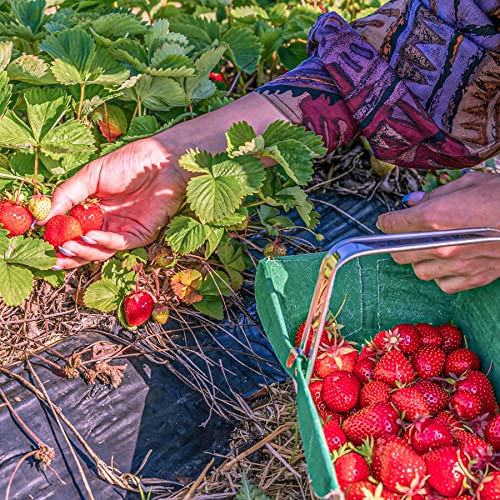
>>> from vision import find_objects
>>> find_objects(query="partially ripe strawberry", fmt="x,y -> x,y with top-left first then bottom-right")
424,446 -> 468,497
0,200 -> 32,236
391,387 -> 430,421
415,323 -> 443,347
439,324 -> 463,353
411,346 -> 446,379
152,305 -> 169,324
322,419 -> 346,452
359,380 -> 391,407
321,370 -> 360,412
445,348 -> 480,376
410,418 -> 454,454
412,380 -> 450,414
485,414 -> 500,451
28,194 -> 51,221
70,203 -> 104,234
123,290 -> 154,326
333,452 -> 370,491
373,349 -> 414,387
44,215 -> 83,248
477,471 -> 500,500
450,390 -> 483,420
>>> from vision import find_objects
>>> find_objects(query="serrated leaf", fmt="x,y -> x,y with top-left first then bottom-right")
0,261 -> 33,306
92,13 -> 147,39
199,269 -> 232,297
0,71 -> 11,117
7,54 -> 57,85
84,279 -> 120,312
190,78 -> 216,101
5,236 -> 56,270
10,0 -> 46,38
204,227 -> 224,258
276,186 -> 315,227
226,122 -> 256,154
145,18 -> 170,53
33,269 -> 65,288
40,29 -> 129,86
24,87 -> 69,142
0,41 -> 13,72
171,269 -> 202,304
102,258 -> 135,289
0,111 -> 36,150
278,41 -> 307,70
193,296 -> 223,320
169,16 -> 219,53
265,140 -> 314,185
231,6 -> 269,21
165,216 -> 210,255
0,228 -> 9,254
179,149 -> 214,173
41,119 -> 95,156
185,45 -> 226,99
211,207 -> 248,227
236,471 -> 271,500
123,115 -> 159,141
222,27 -> 260,73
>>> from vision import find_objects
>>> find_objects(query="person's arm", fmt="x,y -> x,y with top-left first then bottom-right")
48,93 -> 287,269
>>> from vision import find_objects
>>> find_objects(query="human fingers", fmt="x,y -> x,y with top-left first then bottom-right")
377,204 -> 433,234
38,161 -> 101,223
57,238 -> 119,264
53,253 -> 89,270
435,271 -> 498,294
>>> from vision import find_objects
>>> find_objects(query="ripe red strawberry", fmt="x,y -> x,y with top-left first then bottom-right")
439,324 -> 463,353
342,402 -> 400,445
410,418 -> 454,454
373,350 -> 414,387
314,340 -> 358,378
415,323 -> 443,347
70,203 -> 104,234
455,370 -> 499,414
321,370 -> 360,412
44,215 -> 83,248
372,435 -> 409,480
359,380 -> 391,407
358,342 -> 378,361
28,194 -> 51,221
391,387 -> 429,421
333,452 -> 370,491
445,348 -> 480,376
435,410 -> 464,431
477,472 -> 500,500
452,429 -> 494,466
353,357 -> 376,384
0,200 -> 32,236
317,404 -> 342,424
374,323 -> 421,354
294,321 -> 331,355
412,380 -> 450,414
450,390 -> 483,420
411,346 -> 446,379
123,290 -> 154,326
309,380 -> 323,407
424,446 -> 468,497
345,481 -> 398,500
379,440 -> 427,494
322,419 -> 346,452
485,414 -> 500,451
209,71 -> 224,82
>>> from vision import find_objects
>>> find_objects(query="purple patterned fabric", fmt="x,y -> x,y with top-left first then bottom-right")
257,0 -> 500,169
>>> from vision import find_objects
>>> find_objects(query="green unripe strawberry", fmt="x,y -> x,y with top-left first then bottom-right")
263,242 -> 287,258
152,305 -> 169,325
28,195 -> 52,221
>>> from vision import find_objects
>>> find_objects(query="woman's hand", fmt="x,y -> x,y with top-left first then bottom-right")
377,171 -> 500,294
43,136 -> 190,269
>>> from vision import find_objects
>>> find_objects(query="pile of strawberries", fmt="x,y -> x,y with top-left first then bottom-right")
297,321 -> 500,499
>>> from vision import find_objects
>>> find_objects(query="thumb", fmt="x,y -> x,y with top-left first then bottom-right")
38,162 -> 100,224
401,191 -> 426,206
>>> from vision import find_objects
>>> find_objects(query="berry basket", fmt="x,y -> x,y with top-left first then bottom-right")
255,231 -> 500,499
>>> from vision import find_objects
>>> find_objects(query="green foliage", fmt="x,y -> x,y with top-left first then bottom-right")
236,471 -> 271,500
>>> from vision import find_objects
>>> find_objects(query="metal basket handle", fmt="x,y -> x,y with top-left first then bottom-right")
288,227 -> 500,383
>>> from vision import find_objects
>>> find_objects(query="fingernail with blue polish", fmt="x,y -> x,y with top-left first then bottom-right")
81,235 -> 97,244
58,246 -> 76,257
402,191 -> 425,203
52,265 -> 63,271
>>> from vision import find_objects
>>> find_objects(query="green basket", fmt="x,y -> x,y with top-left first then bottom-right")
255,252 -> 500,498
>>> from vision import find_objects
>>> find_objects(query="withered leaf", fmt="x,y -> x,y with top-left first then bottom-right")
170,269 -> 203,304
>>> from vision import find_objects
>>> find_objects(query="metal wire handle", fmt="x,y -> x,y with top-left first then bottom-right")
291,227 -> 500,384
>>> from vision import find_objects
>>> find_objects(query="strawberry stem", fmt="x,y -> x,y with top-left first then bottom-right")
33,146 -> 40,194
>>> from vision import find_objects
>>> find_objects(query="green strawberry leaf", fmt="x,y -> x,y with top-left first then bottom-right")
0,228 -> 9,254
41,119 -> 96,157
276,186 -> 315,227
226,121 -> 256,154
264,140 -> 315,185
10,0 -> 47,38
4,236 -> 56,270
193,295 -> 224,320
0,41 -> 13,72
199,270 -> 232,297
33,269 -> 65,288
185,45 -> 226,99
236,471 -> 271,500
179,149 -> 214,174
0,111 -> 36,150
124,116 -> 159,141
0,71 -> 11,117
0,261 -> 33,306
222,27 -> 261,73
204,226 -> 224,259
165,216 -> 210,255
116,248 -> 148,271
84,279 -> 121,312
102,258 -> 136,289
91,13 -> 147,39
278,41 -> 307,70
211,207 -> 248,227
7,54 -> 57,85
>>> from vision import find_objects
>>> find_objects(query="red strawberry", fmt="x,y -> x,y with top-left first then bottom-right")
455,371 -> 499,414
359,380 -> 391,407
373,350 -> 414,387
445,348 -> 480,376
353,357 -> 376,384
411,346 -> 446,379
452,429 -> 494,466
450,390 -> 483,420
412,380 -> 450,414
0,200 -> 33,236
478,472 -> 500,500
415,323 -> 443,347
322,419 -> 346,452
70,203 -> 104,234
386,323 -> 422,354
321,370 -> 360,412
309,380 -> 323,407
372,435 -> 408,480
410,418 -> 454,454
435,410 -> 464,431
379,440 -> 427,494
209,71 -> 224,82
333,452 -> 370,491
294,321 -> 331,355
391,387 -> 429,421
314,340 -> 358,378
342,402 -> 400,446
317,404 -> 342,424
44,215 -> 83,248
358,342 -> 378,361
345,481 -> 398,500
485,414 -> 500,451
439,324 -> 463,353
123,290 -> 154,326
424,446 -> 468,497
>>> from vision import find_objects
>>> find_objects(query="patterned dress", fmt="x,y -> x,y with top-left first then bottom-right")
257,0 -> 499,169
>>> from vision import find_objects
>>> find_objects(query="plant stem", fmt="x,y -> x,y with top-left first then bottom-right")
77,83 -> 85,121
33,146 -> 40,194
